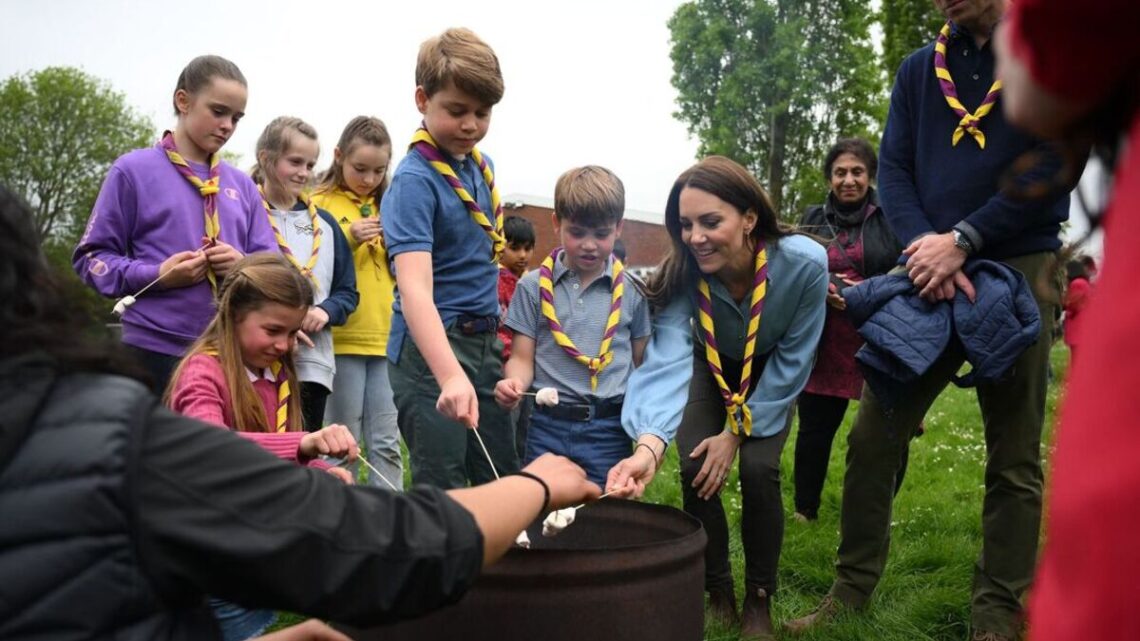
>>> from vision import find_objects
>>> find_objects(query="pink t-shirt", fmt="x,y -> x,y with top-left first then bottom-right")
169,353 -> 327,468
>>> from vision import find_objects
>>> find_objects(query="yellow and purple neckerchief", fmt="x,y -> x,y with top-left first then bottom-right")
538,248 -> 625,391
695,243 -> 768,436
259,186 -> 322,288
934,21 -> 1002,149
340,188 -> 387,274
267,361 -> 290,433
409,126 -> 504,262
160,131 -> 222,292
204,350 -> 291,433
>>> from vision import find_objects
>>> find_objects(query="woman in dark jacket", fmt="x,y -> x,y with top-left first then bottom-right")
0,184 -> 599,641
793,138 -> 904,521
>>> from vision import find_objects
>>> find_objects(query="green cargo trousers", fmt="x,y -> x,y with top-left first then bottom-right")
828,252 -> 1057,637
389,326 -> 519,490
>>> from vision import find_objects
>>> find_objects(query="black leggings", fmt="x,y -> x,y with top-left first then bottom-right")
793,391 -> 909,519
677,350 -> 787,594
124,344 -> 182,395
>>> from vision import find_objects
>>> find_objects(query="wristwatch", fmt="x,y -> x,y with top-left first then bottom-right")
952,228 -> 975,256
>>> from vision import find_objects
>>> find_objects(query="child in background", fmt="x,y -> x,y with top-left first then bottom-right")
498,215 -> 536,458
498,215 -> 536,361
167,253 -> 357,640
313,116 -> 403,489
73,55 -> 277,393
251,116 -> 358,432
1063,259 -> 1093,366
382,27 -> 518,489
494,166 -> 651,486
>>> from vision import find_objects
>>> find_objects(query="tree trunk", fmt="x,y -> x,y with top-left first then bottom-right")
767,107 -> 789,215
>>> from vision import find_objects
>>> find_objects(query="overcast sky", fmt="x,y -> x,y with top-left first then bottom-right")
1,0 -> 1104,253
1,0 -> 699,221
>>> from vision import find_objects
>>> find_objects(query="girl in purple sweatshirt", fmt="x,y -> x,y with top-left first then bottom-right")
73,55 -> 277,392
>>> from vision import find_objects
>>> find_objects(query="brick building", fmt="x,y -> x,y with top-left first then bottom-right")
502,194 -> 671,280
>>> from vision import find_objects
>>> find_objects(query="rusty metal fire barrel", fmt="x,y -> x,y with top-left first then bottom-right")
339,499 -> 706,641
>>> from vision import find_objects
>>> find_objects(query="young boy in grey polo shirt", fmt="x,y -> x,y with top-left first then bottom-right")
494,166 -> 651,486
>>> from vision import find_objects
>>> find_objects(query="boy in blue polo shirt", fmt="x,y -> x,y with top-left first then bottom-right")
494,166 -> 651,486
382,27 -> 518,489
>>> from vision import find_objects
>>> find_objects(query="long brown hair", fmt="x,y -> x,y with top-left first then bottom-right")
315,116 -> 392,201
165,253 -> 312,433
645,156 -> 791,309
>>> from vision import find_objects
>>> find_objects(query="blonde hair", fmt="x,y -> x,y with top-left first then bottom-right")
173,55 -> 246,116
416,27 -> 504,105
166,253 -> 313,433
554,165 -> 625,227
315,115 -> 392,200
251,116 -> 319,190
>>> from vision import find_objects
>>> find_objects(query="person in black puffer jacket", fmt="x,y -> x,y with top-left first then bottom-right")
792,138 -> 904,522
0,184 -> 599,640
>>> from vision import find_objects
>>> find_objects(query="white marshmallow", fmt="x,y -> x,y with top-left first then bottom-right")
515,529 -> 531,549
542,507 -> 577,537
112,295 -> 137,316
534,387 -> 560,407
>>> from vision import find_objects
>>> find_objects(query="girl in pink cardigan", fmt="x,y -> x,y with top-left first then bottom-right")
167,253 -> 357,482
166,253 -> 358,640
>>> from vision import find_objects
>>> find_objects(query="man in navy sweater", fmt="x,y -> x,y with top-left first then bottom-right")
786,1 -> 1075,640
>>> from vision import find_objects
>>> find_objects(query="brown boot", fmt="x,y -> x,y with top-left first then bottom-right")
971,631 -> 1013,641
740,586 -> 775,641
707,585 -> 738,627
783,594 -> 845,635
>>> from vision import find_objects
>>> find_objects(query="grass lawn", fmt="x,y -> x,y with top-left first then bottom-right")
276,345 -> 1070,641
646,344 -> 1069,641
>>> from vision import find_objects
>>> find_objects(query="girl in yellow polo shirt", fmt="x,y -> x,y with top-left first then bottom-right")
313,116 -> 402,489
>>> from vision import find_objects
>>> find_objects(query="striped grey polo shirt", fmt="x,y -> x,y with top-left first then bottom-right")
506,254 -> 651,404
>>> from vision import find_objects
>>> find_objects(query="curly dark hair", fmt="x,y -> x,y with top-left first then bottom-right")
0,184 -> 144,379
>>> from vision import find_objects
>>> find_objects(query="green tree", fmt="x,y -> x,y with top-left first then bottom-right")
0,67 -> 155,327
0,66 -> 155,245
880,0 -> 944,79
669,0 -> 885,219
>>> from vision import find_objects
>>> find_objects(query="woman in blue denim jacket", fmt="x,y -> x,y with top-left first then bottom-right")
606,156 -> 828,639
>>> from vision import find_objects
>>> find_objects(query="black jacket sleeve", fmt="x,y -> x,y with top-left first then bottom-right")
129,400 -> 483,626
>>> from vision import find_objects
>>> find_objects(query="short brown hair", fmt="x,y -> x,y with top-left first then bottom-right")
415,27 -> 504,106
823,137 -> 878,181
553,166 -> 625,228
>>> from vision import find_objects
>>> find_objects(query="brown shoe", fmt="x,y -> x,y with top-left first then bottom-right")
971,631 -> 1013,641
707,585 -> 738,627
783,594 -> 845,635
740,586 -> 775,640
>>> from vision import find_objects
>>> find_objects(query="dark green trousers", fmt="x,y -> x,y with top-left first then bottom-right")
389,327 -> 519,490
829,252 -> 1057,637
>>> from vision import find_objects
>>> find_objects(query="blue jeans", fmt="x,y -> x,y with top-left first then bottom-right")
525,410 -> 629,487
208,597 -> 275,641
325,355 -> 403,490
